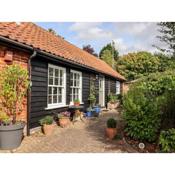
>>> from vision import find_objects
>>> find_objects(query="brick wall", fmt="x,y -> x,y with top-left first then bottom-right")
0,45 -> 29,122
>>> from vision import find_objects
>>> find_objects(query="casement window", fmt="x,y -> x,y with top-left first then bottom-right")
116,81 -> 121,94
70,70 -> 82,103
47,64 -> 66,108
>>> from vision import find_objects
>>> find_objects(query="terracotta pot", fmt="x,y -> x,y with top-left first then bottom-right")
106,128 -> 117,140
59,117 -> 70,128
107,101 -> 120,110
74,102 -> 80,106
42,124 -> 54,135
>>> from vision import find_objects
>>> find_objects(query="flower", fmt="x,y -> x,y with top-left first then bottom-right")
59,111 -> 71,118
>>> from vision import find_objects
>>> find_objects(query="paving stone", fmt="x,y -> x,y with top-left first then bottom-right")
0,110 -> 135,153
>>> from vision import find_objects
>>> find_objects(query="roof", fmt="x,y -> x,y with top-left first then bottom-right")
0,22 -> 125,80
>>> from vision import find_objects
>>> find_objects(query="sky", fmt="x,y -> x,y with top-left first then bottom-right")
36,22 -> 164,56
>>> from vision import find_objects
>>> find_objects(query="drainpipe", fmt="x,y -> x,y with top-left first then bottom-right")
27,50 -> 37,136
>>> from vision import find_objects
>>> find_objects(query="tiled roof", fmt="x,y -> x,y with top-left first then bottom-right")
0,22 -> 125,80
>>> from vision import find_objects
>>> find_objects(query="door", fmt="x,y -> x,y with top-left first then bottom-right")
99,76 -> 105,107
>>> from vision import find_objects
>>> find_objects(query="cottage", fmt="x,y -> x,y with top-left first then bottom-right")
0,22 -> 125,135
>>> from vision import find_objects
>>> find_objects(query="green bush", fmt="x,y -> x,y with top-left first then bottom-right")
107,118 -> 117,128
39,116 -> 53,125
0,64 -> 29,123
159,128 -> 175,152
123,87 -> 161,142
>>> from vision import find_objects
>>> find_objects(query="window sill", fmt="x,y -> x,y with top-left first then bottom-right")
45,105 -> 69,110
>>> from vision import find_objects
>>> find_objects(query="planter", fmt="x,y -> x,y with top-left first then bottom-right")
42,124 -> 54,135
107,101 -> 120,110
86,111 -> 92,117
106,128 -> 117,140
74,102 -> 80,106
59,117 -> 70,128
93,106 -> 101,113
0,122 -> 25,150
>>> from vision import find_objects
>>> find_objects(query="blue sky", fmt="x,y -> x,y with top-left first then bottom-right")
36,22 -> 163,55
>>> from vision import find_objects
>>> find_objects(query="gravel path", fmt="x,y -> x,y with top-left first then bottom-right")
0,110 -> 133,153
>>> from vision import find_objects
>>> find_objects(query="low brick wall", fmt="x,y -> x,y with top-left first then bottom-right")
0,45 -> 29,122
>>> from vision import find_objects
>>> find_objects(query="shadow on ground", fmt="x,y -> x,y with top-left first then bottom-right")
85,110 -> 137,153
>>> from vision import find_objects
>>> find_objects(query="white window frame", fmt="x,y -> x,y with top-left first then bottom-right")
47,64 -> 66,109
70,69 -> 82,104
116,81 -> 121,95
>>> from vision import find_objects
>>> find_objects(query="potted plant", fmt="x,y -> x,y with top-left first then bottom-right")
107,93 -> 120,110
58,111 -> 71,128
86,107 -> 93,117
39,116 -> 54,135
106,118 -> 117,140
0,64 -> 29,150
74,99 -> 80,106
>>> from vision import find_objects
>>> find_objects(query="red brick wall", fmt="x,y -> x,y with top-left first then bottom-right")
0,45 -> 29,122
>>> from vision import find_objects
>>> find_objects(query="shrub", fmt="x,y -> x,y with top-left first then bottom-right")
123,87 -> 161,142
108,93 -> 117,103
0,111 -> 10,125
0,64 -> 29,123
39,116 -> 53,125
159,128 -> 175,152
107,118 -> 117,128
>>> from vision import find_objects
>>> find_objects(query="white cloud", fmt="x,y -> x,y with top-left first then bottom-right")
69,22 -> 113,40
69,22 -> 168,55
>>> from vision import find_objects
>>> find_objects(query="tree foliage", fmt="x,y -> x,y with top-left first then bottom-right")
82,44 -> 98,57
116,51 -> 175,81
99,42 -> 119,67
157,22 -> 175,57
48,28 -> 57,35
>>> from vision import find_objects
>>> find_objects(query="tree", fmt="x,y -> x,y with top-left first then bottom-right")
82,44 -> 98,57
156,22 -> 175,57
116,51 -> 161,81
99,42 -> 119,68
48,28 -> 57,35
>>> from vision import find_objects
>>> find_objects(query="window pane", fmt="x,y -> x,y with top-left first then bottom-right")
60,70 -> 63,78
55,69 -> 59,77
74,79 -> 77,86
58,95 -> 62,103
49,87 -> 52,95
60,77 -> 63,86
49,68 -> 53,77
49,77 -> 53,85
55,78 -> 58,85
53,87 -> 57,95
70,79 -> 73,86
53,95 -> 57,103
58,87 -> 62,95
48,95 -> 52,104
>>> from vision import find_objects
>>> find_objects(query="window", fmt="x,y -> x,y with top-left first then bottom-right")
70,70 -> 82,103
47,64 -> 66,108
116,81 -> 120,94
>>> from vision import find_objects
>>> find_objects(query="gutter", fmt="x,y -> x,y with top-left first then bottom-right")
27,50 -> 37,136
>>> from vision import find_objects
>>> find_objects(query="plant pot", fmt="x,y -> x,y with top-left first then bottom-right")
93,106 -> 101,113
74,102 -> 80,106
86,111 -> 92,117
59,117 -> 70,128
107,101 -> 120,110
42,124 -> 54,135
0,122 -> 25,150
106,128 -> 117,140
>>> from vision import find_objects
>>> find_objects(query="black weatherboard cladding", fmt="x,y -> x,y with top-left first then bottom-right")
30,56 -> 92,128
30,56 -> 118,128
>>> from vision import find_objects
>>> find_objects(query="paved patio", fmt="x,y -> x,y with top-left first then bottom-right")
0,110 -> 136,153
